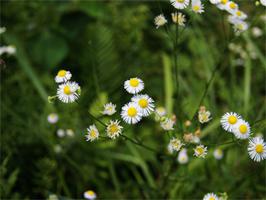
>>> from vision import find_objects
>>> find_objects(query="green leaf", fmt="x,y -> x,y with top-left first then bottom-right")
31,31 -> 69,68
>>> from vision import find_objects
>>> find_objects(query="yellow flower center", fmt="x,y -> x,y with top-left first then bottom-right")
128,107 -> 137,117
228,115 -> 237,124
221,0 -> 228,4
139,99 -> 148,108
109,124 -> 118,134
63,85 -> 72,95
239,124 -> 247,134
255,144 -> 263,153
196,147 -> 204,155
236,11 -> 242,16
193,5 -> 200,11
229,2 -> 236,9
85,190 -> 95,196
176,0 -> 185,2
57,70 -> 67,77
209,197 -> 215,200
90,130 -> 97,138
129,78 -> 139,87
237,24 -> 244,30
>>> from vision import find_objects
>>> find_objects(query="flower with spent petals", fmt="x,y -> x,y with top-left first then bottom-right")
102,102 -> 116,116
160,117 -> 175,131
168,138 -> 184,152
154,14 -> 167,29
106,120 -> 123,139
198,107 -> 211,123
171,12 -> 186,26
194,145 -> 208,158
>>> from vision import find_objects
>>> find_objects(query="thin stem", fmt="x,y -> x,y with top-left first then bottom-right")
87,111 -> 160,154
121,134 -> 159,153
190,12 -> 262,121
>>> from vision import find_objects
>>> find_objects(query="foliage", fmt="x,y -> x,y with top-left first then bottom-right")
1,0 -> 266,199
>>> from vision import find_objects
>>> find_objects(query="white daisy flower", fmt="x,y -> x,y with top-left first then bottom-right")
155,106 -> 167,117
0,45 -> 16,56
106,120 -> 123,139
233,10 -> 248,20
47,113 -> 59,124
220,112 -> 241,132
160,118 -> 175,131
84,190 -> 97,200
194,145 -> 208,158
191,0 -> 204,13
86,125 -> 99,142
192,135 -> 201,144
232,119 -> 251,139
225,1 -> 238,14
170,0 -> 190,9
233,21 -> 248,34
252,27 -> 263,38
124,77 -> 144,94
177,148 -> 189,164
102,102 -> 116,116
48,194 -> 59,200
121,102 -> 142,124
167,143 -> 174,154
169,138 -> 184,152
55,70 -> 72,83
131,94 -> 154,117
213,148 -> 224,160
203,193 -> 219,200
198,107 -> 211,123
154,14 -> 167,29
260,0 -> 266,6
66,129 -> 74,137
57,129 -> 65,138
53,145 -> 62,154
0,27 -> 6,34
217,0 -> 229,10
57,81 -> 80,103
209,0 -> 221,4
171,12 -> 186,26
248,137 -> 266,162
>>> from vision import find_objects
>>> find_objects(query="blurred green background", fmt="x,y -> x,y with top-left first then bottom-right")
1,0 -> 266,199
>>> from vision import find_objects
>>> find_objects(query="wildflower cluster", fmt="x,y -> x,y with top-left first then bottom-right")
86,113 -> 123,141
48,69 -> 81,103
0,27 -> 16,56
121,78 -> 155,124
154,0 -> 250,35
221,112 -> 266,162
